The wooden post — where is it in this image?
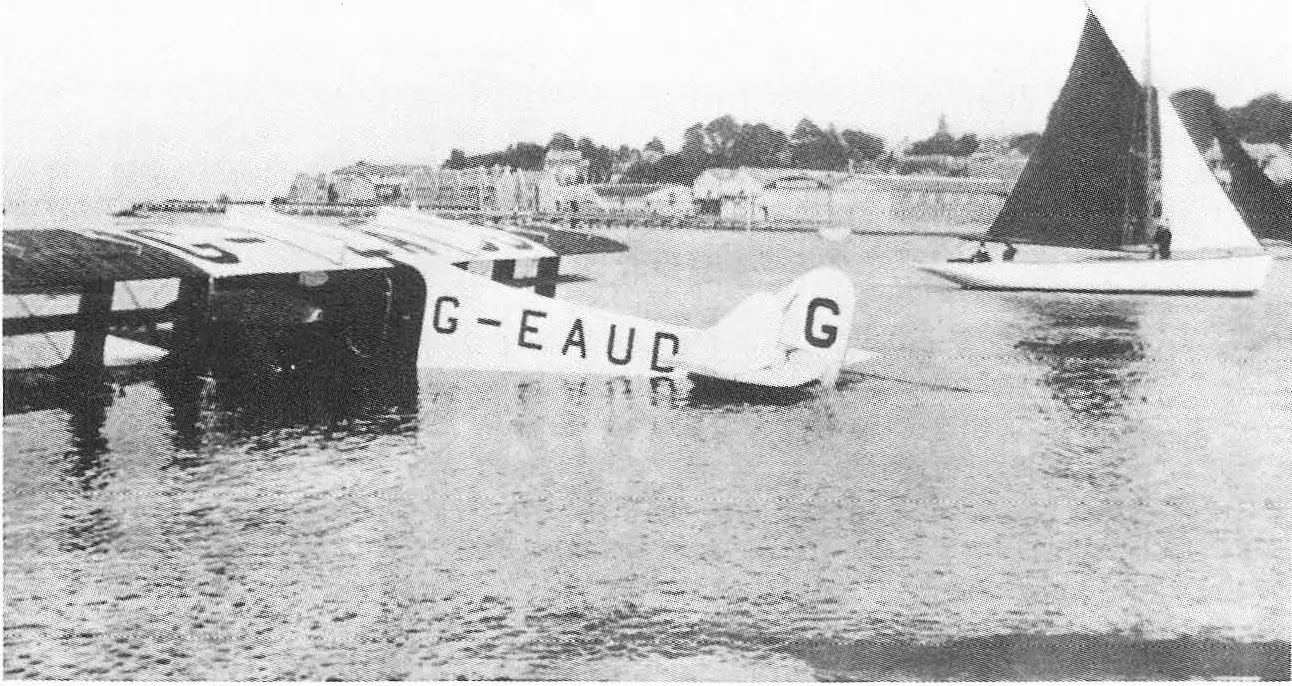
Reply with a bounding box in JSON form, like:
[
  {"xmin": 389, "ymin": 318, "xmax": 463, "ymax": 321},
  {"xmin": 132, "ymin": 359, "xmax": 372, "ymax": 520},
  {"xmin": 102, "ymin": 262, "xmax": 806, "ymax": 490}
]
[
  {"xmin": 60, "ymin": 279, "xmax": 115, "ymax": 381},
  {"xmin": 169, "ymin": 277, "xmax": 213, "ymax": 373}
]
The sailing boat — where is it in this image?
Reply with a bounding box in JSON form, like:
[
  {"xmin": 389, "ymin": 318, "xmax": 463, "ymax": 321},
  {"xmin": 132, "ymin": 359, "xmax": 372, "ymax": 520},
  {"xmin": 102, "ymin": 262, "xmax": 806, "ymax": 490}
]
[{"xmin": 919, "ymin": 9, "xmax": 1274, "ymax": 296}]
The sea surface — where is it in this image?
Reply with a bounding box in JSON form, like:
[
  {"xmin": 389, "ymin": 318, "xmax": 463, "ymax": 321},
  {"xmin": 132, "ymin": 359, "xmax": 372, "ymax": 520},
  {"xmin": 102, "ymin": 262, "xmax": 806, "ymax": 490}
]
[{"xmin": 3, "ymin": 206, "xmax": 1290, "ymax": 680}]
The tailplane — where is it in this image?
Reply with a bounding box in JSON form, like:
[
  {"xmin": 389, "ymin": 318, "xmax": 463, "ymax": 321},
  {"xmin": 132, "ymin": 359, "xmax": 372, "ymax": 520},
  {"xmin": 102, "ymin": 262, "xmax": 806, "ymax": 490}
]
[{"xmin": 677, "ymin": 267, "xmax": 873, "ymax": 391}]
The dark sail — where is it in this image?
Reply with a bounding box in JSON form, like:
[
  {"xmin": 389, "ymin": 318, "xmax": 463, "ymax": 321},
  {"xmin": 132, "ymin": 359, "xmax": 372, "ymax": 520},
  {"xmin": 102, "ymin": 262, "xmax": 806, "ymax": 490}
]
[
  {"xmin": 1170, "ymin": 89, "xmax": 1292, "ymax": 242},
  {"xmin": 1214, "ymin": 121, "xmax": 1292, "ymax": 242},
  {"xmin": 988, "ymin": 12, "xmax": 1144, "ymax": 251}
]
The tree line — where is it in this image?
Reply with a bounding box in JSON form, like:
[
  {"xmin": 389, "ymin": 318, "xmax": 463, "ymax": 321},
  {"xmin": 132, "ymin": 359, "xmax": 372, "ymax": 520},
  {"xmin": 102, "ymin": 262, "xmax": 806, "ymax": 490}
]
[
  {"xmin": 442, "ymin": 115, "xmax": 893, "ymax": 185},
  {"xmin": 440, "ymin": 91, "xmax": 1287, "ymax": 186}
]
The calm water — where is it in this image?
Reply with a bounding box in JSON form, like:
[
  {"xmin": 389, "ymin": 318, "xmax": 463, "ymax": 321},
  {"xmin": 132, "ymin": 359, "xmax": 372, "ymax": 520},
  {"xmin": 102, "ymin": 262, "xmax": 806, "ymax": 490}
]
[{"xmin": 4, "ymin": 214, "xmax": 1291, "ymax": 680}]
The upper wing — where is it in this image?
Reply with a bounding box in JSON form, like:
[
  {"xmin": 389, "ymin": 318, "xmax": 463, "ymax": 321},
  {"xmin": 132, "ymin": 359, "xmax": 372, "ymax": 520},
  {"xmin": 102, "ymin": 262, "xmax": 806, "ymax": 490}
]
[
  {"xmin": 343, "ymin": 207, "xmax": 628, "ymax": 261},
  {"xmin": 5, "ymin": 206, "xmax": 629, "ymax": 290}
]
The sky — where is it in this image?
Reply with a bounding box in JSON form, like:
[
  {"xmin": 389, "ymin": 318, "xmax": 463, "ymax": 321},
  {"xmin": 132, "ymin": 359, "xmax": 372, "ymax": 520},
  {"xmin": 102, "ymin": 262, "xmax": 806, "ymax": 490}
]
[{"xmin": 3, "ymin": 0, "xmax": 1289, "ymax": 204}]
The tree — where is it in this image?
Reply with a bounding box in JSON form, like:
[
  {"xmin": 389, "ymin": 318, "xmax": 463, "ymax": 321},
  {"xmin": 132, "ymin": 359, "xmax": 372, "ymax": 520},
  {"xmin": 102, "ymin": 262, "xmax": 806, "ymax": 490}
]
[
  {"xmin": 619, "ymin": 161, "xmax": 652, "ymax": 183},
  {"xmin": 907, "ymin": 115, "xmax": 979, "ymax": 157},
  {"xmin": 502, "ymin": 142, "xmax": 546, "ymax": 170},
  {"xmin": 681, "ymin": 122, "xmax": 707, "ymax": 156},
  {"xmin": 652, "ymin": 152, "xmax": 709, "ymax": 185},
  {"xmin": 704, "ymin": 115, "xmax": 741, "ymax": 165},
  {"xmin": 733, "ymin": 122, "xmax": 789, "ymax": 168},
  {"xmin": 547, "ymin": 132, "xmax": 576, "ymax": 150},
  {"xmin": 673, "ymin": 122, "xmax": 713, "ymax": 179},
  {"xmin": 1008, "ymin": 132, "xmax": 1043, "ymax": 156},
  {"xmin": 578, "ymin": 137, "xmax": 614, "ymax": 183},
  {"xmin": 789, "ymin": 118, "xmax": 827, "ymax": 168},
  {"xmin": 1227, "ymin": 92, "xmax": 1291, "ymax": 146},
  {"xmin": 906, "ymin": 114, "xmax": 957, "ymax": 156},
  {"xmin": 950, "ymin": 133, "xmax": 979, "ymax": 157},
  {"xmin": 787, "ymin": 119, "xmax": 854, "ymax": 170},
  {"xmin": 840, "ymin": 128, "xmax": 885, "ymax": 161},
  {"xmin": 822, "ymin": 125, "xmax": 853, "ymax": 170}
]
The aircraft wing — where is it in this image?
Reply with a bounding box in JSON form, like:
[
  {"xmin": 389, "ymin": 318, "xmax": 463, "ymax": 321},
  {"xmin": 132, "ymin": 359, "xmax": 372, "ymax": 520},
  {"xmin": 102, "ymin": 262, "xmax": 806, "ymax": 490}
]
[
  {"xmin": 7, "ymin": 206, "xmax": 629, "ymax": 287},
  {"xmin": 92, "ymin": 209, "xmax": 395, "ymax": 278},
  {"xmin": 4, "ymin": 229, "xmax": 208, "ymax": 292},
  {"xmin": 332, "ymin": 207, "xmax": 628, "ymax": 262}
]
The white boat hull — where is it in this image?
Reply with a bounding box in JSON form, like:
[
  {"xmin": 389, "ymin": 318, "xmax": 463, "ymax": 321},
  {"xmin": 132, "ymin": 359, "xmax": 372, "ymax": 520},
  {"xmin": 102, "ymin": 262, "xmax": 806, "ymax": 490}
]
[{"xmin": 918, "ymin": 254, "xmax": 1272, "ymax": 296}]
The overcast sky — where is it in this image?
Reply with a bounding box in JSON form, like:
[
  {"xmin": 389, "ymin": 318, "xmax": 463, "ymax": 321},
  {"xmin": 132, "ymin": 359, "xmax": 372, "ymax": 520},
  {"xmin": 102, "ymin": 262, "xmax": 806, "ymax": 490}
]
[{"xmin": 4, "ymin": 0, "xmax": 1288, "ymax": 204}]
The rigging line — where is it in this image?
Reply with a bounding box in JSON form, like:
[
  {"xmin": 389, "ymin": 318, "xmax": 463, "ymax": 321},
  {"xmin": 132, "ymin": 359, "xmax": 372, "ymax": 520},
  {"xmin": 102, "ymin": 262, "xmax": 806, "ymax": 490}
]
[
  {"xmin": 839, "ymin": 369, "xmax": 976, "ymax": 394},
  {"xmin": 123, "ymin": 281, "xmax": 142, "ymax": 310}
]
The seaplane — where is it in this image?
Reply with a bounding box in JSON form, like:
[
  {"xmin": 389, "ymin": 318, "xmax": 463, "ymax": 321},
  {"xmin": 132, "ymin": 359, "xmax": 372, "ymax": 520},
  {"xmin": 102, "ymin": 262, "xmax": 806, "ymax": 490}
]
[{"xmin": 3, "ymin": 205, "xmax": 876, "ymax": 408}]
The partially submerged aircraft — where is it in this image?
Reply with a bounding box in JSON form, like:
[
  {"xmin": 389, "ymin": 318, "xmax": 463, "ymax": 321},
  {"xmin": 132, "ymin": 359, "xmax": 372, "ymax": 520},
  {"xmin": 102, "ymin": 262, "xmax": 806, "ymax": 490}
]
[{"xmin": 3, "ymin": 206, "xmax": 874, "ymax": 405}]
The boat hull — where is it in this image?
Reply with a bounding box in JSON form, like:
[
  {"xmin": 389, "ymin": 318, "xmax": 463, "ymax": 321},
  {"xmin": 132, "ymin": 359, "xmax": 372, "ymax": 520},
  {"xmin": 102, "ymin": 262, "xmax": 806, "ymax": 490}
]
[{"xmin": 918, "ymin": 255, "xmax": 1272, "ymax": 296}]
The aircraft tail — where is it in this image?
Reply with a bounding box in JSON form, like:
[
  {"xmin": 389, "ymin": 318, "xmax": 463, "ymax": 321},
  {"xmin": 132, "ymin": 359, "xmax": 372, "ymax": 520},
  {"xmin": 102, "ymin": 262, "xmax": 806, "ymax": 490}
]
[{"xmin": 677, "ymin": 266, "xmax": 873, "ymax": 390}]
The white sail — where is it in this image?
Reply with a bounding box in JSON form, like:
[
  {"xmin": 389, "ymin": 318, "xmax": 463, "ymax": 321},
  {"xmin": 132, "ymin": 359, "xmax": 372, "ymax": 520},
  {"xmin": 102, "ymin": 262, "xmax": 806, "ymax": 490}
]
[{"xmin": 1158, "ymin": 90, "xmax": 1262, "ymax": 254}]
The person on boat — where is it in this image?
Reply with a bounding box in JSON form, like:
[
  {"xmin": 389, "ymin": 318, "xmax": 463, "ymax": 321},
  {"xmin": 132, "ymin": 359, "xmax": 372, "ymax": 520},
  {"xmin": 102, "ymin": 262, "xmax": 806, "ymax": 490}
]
[
  {"xmin": 1002, "ymin": 242, "xmax": 1018, "ymax": 262},
  {"xmin": 1153, "ymin": 222, "xmax": 1173, "ymax": 260},
  {"xmin": 972, "ymin": 242, "xmax": 992, "ymax": 263}
]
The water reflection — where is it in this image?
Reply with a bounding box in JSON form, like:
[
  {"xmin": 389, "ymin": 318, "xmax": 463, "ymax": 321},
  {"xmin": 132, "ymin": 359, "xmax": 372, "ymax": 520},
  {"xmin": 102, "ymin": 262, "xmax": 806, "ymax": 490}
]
[
  {"xmin": 685, "ymin": 378, "xmax": 820, "ymax": 409},
  {"xmin": 1012, "ymin": 297, "xmax": 1146, "ymax": 488},
  {"xmin": 777, "ymin": 631, "xmax": 1290, "ymax": 681},
  {"xmin": 154, "ymin": 363, "xmax": 420, "ymax": 462},
  {"xmin": 58, "ymin": 394, "xmax": 122, "ymax": 553},
  {"xmin": 649, "ymin": 377, "xmax": 679, "ymax": 408}
]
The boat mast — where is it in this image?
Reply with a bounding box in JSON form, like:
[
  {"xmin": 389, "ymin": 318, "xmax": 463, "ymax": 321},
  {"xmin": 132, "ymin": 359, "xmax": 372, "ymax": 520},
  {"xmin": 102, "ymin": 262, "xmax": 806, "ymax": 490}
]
[{"xmin": 1142, "ymin": 2, "xmax": 1161, "ymax": 243}]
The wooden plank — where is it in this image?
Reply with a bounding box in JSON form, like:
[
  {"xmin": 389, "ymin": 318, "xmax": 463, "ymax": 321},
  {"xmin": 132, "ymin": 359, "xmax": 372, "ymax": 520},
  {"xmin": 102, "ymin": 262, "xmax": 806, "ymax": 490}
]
[{"xmin": 4, "ymin": 307, "xmax": 174, "ymax": 336}]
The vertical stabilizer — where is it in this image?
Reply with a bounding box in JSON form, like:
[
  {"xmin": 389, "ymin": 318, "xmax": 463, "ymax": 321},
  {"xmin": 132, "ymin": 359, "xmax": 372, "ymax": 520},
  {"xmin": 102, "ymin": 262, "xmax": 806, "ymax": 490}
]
[{"xmin": 677, "ymin": 267, "xmax": 865, "ymax": 390}]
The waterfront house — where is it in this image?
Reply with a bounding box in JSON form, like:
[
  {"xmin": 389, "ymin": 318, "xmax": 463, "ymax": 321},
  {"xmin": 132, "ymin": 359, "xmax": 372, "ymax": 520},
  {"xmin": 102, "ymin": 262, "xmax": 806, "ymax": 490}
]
[
  {"xmin": 331, "ymin": 161, "xmax": 437, "ymax": 203},
  {"xmin": 287, "ymin": 173, "xmax": 331, "ymax": 203},
  {"xmin": 692, "ymin": 166, "xmax": 1007, "ymax": 225},
  {"xmin": 849, "ymin": 174, "xmax": 1008, "ymax": 224},
  {"xmin": 331, "ymin": 173, "xmax": 377, "ymax": 203},
  {"xmin": 692, "ymin": 167, "xmax": 850, "ymax": 221}
]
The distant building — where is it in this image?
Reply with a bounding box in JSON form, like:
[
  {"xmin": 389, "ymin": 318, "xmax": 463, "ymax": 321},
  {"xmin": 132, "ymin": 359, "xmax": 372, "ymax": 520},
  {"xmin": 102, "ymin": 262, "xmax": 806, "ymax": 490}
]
[
  {"xmin": 331, "ymin": 173, "xmax": 377, "ymax": 203},
  {"xmin": 642, "ymin": 138, "xmax": 666, "ymax": 164},
  {"xmin": 848, "ymin": 174, "xmax": 1007, "ymax": 223},
  {"xmin": 331, "ymin": 161, "xmax": 437, "ymax": 203},
  {"xmin": 967, "ymin": 151, "xmax": 1028, "ymax": 189},
  {"xmin": 543, "ymin": 149, "xmax": 589, "ymax": 186},
  {"xmin": 974, "ymin": 137, "xmax": 1010, "ymax": 156},
  {"xmin": 551, "ymin": 183, "xmax": 693, "ymax": 215},
  {"xmin": 287, "ymin": 173, "xmax": 331, "ymax": 203},
  {"xmin": 692, "ymin": 166, "xmax": 1005, "ymax": 225},
  {"xmin": 692, "ymin": 167, "xmax": 851, "ymax": 220}
]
